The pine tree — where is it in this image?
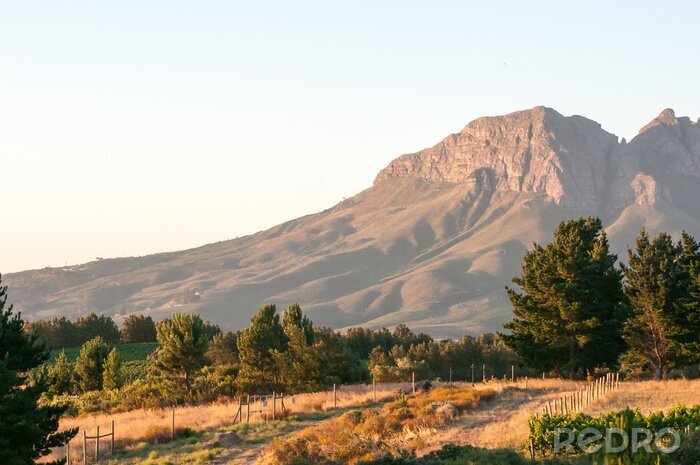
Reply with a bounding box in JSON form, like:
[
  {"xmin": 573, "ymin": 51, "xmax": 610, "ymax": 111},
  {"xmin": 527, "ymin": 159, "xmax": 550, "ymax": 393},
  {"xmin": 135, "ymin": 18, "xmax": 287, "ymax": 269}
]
[
  {"xmin": 687, "ymin": 263, "xmax": 700, "ymax": 361},
  {"xmin": 0, "ymin": 274, "xmax": 76, "ymax": 465},
  {"xmin": 281, "ymin": 303, "xmax": 313, "ymax": 345},
  {"xmin": 120, "ymin": 314, "xmax": 157, "ymax": 343},
  {"xmin": 103, "ymin": 347, "xmax": 123, "ymax": 390},
  {"xmin": 273, "ymin": 323, "xmax": 324, "ymax": 391},
  {"xmin": 151, "ymin": 313, "xmax": 209, "ymax": 399},
  {"xmin": 501, "ymin": 217, "xmax": 627, "ymax": 378},
  {"xmin": 622, "ymin": 230, "xmax": 698, "ymax": 378},
  {"xmin": 47, "ymin": 350, "xmax": 73, "ymax": 397},
  {"xmin": 73, "ymin": 336, "xmax": 111, "ymax": 392},
  {"xmin": 676, "ymin": 231, "xmax": 700, "ymax": 363},
  {"xmin": 236, "ymin": 304, "xmax": 285, "ymax": 392}
]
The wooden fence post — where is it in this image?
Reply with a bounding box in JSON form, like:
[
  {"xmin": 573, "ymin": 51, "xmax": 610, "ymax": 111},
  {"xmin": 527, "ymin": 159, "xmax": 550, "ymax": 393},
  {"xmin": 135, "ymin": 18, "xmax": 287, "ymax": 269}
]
[
  {"xmin": 272, "ymin": 391, "xmax": 277, "ymax": 420},
  {"xmin": 95, "ymin": 426, "xmax": 100, "ymax": 463},
  {"xmin": 171, "ymin": 408, "xmax": 175, "ymax": 440},
  {"xmin": 372, "ymin": 378, "xmax": 376, "ymax": 402},
  {"xmin": 111, "ymin": 420, "xmax": 115, "ymax": 453},
  {"xmin": 333, "ymin": 385, "xmax": 337, "ymax": 409},
  {"xmin": 511, "ymin": 365, "xmax": 515, "ymax": 383},
  {"xmin": 246, "ymin": 395, "xmax": 250, "ymax": 423},
  {"xmin": 83, "ymin": 429, "xmax": 87, "ymax": 464}
]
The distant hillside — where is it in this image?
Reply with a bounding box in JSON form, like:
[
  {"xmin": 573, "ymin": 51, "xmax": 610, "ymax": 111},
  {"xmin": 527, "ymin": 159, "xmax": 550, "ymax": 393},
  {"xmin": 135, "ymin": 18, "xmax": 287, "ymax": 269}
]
[{"xmin": 6, "ymin": 107, "xmax": 700, "ymax": 338}]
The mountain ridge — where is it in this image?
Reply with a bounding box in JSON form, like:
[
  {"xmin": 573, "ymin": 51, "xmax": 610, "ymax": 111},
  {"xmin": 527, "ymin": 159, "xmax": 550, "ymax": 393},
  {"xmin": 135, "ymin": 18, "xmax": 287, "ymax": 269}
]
[{"xmin": 5, "ymin": 106, "xmax": 700, "ymax": 337}]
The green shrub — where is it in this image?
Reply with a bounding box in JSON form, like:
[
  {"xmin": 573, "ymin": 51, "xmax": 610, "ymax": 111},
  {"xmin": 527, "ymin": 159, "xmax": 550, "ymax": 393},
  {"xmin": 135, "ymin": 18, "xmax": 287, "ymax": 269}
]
[{"xmin": 674, "ymin": 431, "xmax": 700, "ymax": 465}]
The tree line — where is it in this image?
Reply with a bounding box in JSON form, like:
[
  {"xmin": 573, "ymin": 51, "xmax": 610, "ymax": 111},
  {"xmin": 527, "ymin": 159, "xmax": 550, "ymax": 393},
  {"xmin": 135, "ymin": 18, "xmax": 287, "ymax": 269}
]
[
  {"xmin": 39, "ymin": 303, "xmax": 516, "ymax": 409},
  {"xmin": 502, "ymin": 217, "xmax": 700, "ymax": 380},
  {"xmin": 27, "ymin": 313, "xmax": 158, "ymax": 348}
]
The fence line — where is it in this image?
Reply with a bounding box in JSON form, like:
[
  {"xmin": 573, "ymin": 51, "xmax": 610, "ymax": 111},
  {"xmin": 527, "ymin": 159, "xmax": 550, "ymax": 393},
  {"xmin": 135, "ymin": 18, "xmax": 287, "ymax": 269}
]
[{"xmin": 539, "ymin": 372, "xmax": 620, "ymax": 417}]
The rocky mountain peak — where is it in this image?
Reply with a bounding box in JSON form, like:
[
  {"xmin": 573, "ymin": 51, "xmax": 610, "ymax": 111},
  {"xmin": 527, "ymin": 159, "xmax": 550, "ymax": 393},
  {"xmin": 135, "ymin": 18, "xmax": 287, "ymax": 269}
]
[
  {"xmin": 375, "ymin": 106, "xmax": 619, "ymax": 211},
  {"xmin": 639, "ymin": 108, "xmax": 679, "ymax": 134},
  {"xmin": 375, "ymin": 106, "xmax": 700, "ymax": 214}
]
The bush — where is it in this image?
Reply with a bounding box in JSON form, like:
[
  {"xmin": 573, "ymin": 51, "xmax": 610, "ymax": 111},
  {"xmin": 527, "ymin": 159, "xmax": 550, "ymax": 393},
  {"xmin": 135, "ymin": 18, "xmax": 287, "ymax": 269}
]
[
  {"xmin": 356, "ymin": 444, "xmax": 574, "ymax": 465},
  {"xmin": 674, "ymin": 431, "xmax": 700, "ymax": 465}
]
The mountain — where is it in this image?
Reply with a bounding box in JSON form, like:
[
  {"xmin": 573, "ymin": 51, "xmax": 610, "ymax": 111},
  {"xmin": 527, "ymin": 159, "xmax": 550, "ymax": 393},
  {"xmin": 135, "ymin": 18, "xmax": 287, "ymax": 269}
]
[{"xmin": 5, "ymin": 107, "xmax": 700, "ymax": 338}]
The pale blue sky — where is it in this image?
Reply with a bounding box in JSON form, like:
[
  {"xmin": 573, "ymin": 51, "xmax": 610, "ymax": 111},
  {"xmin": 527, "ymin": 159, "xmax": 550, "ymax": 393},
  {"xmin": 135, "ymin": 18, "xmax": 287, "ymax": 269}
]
[{"xmin": 2, "ymin": 1, "xmax": 699, "ymax": 272}]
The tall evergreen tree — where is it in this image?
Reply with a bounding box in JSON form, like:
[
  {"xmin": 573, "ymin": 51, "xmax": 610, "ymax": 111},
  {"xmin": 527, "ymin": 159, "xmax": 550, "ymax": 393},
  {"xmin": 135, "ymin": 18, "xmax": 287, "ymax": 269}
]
[
  {"xmin": 622, "ymin": 230, "xmax": 698, "ymax": 378},
  {"xmin": 236, "ymin": 304, "xmax": 285, "ymax": 392},
  {"xmin": 501, "ymin": 217, "xmax": 627, "ymax": 378},
  {"xmin": 273, "ymin": 321, "xmax": 324, "ymax": 391},
  {"xmin": 102, "ymin": 347, "xmax": 123, "ymax": 390},
  {"xmin": 0, "ymin": 275, "xmax": 76, "ymax": 465},
  {"xmin": 151, "ymin": 313, "xmax": 209, "ymax": 398},
  {"xmin": 677, "ymin": 231, "xmax": 700, "ymax": 362},
  {"xmin": 73, "ymin": 336, "xmax": 111, "ymax": 392}
]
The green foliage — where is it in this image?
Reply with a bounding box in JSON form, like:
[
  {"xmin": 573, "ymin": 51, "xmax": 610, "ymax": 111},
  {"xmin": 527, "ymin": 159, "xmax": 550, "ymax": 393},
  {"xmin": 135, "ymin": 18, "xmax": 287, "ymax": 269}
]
[
  {"xmin": 73, "ymin": 336, "xmax": 112, "ymax": 393},
  {"xmin": 0, "ymin": 274, "xmax": 76, "ymax": 465},
  {"xmin": 529, "ymin": 406, "xmax": 700, "ymax": 458},
  {"xmin": 368, "ymin": 332, "xmax": 518, "ymax": 383},
  {"xmin": 205, "ymin": 330, "xmax": 239, "ymax": 367},
  {"xmin": 121, "ymin": 314, "xmax": 157, "ymax": 343},
  {"xmin": 27, "ymin": 312, "xmax": 120, "ymax": 349},
  {"xmin": 282, "ymin": 303, "xmax": 314, "ymax": 345},
  {"xmin": 191, "ymin": 365, "xmax": 237, "ymax": 402},
  {"xmin": 622, "ymin": 230, "xmax": 700, "ymax": 379},
  {"xmin": 47, "ymin": 349, "xmax": 73, "ymax": 397},
  {"xmin": 674, "ymin": 431, "xmax": 700, "ymax": 465},
  {"xmin": 151, "ymin": 313, "xmax": 210, "ymax": 400},
  {"xmin": 358, "ymin": 443, "xmax": 573, "ymax": 464},
  {"xmin": 273, "ymin": 306, "xmax": 367, "ymax": 392},
  {"xmin": 237, "ymin": 304, "xmax": 286, "ymax": 393},
  {"xmin": 103, "ymin": 347, "xmax": 124, "ymax": 390},
  {"xmin": 346, "ymin": 326, "xmax": 431, "ymax": 360},
  {"xmin": 502, "ymin": 217, "xmax": 627, "ymax": 378}
]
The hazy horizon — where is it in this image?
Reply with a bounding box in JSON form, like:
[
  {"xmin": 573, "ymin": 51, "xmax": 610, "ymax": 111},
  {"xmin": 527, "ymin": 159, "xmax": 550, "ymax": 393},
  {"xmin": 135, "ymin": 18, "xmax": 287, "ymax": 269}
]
[{"xmin": 3, "ymin": 1, "xmax": 700, "ymax": 273}]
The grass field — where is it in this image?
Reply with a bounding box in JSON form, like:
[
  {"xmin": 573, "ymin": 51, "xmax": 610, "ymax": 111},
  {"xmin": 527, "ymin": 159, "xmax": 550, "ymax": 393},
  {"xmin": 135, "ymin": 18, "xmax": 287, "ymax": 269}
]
[
  {"xmin": 46, "ymin": 378, "xmax": 700, "ymax": 465},
  {"xmin": 48, "ymin": 342, "xmax": 159, "ymax": 363}
]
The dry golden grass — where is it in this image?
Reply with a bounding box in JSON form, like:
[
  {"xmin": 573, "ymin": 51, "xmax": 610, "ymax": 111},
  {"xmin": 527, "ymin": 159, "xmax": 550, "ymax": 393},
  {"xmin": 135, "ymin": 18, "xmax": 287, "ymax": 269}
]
[
  {"xmin": 48, "ymin": 378, "xmax": 700, "ymax": 463},
  {"xmin": 259, "ymin": 385, "xmax": 496, "ymax": 465},
  {"xmin": 50, "ymin": 382, "xmax": 409, "ymax": 462},
  {"xmin": 583, "ymin": 379, "xmax": 700, "ymax": 416},
  {"xmin": 427, "ymin": 378, "xmax": 700, "ymax": 454}
]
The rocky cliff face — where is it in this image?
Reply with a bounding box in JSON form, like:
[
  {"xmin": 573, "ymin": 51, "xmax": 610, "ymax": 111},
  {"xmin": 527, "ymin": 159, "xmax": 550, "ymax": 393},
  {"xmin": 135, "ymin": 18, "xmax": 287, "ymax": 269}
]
[
  {"xmin": 5, "ymin": 107, "xmax": 700, "ymax": 337},
  {"xmin": 374, "ymin": 106, "xmax": 700, "ymax": 215}
]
